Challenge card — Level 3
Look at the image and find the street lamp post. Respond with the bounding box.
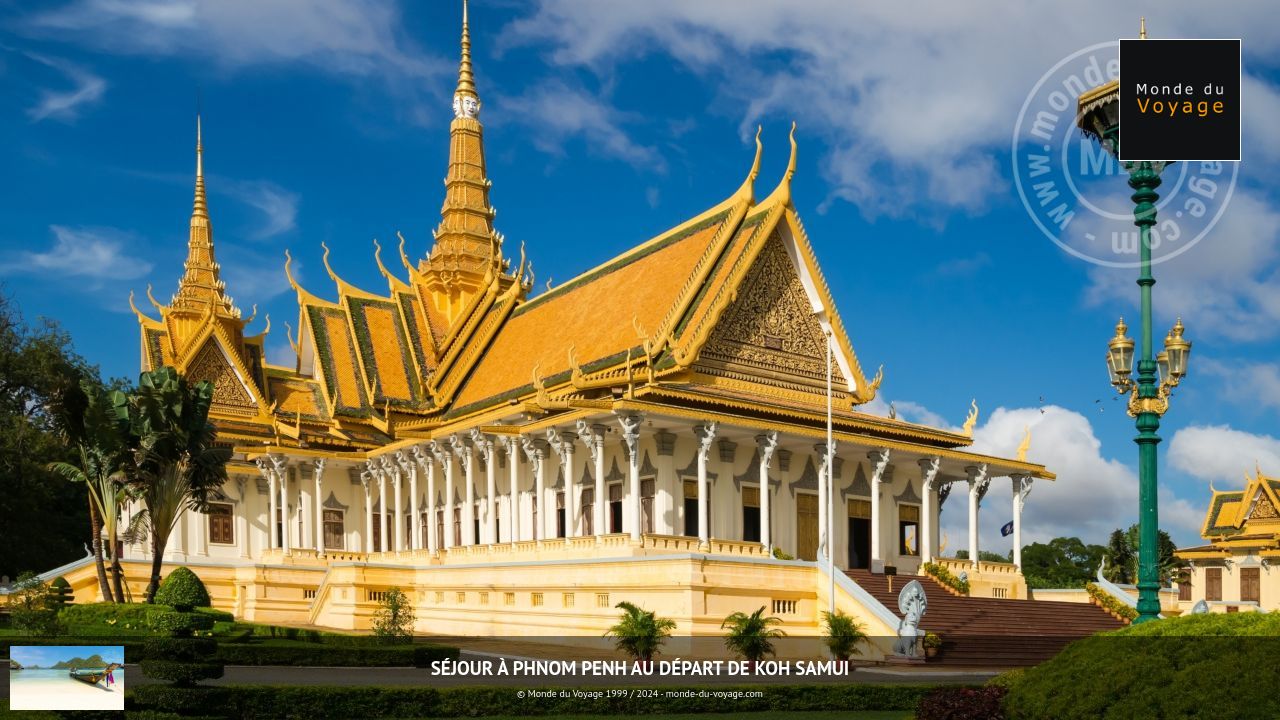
[1078,51,1192,624]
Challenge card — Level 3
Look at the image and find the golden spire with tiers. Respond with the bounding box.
[171,115,239,319]
[421,0,507,324]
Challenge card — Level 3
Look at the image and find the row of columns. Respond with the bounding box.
[250,422,1034,569]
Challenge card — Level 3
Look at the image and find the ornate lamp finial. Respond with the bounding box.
[1140,17,1147,39]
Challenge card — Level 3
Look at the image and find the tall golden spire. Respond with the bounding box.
[455,0,478,102]
[172,114,237,318]
[422,0,506,324]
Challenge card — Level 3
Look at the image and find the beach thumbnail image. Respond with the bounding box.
[8,645,124,711]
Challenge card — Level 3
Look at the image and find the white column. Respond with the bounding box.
[443,449,455,549]
[257,459,276,550]
[386,456,404,553]
[756,432,778,552]
[196,509,209,556]
[426,443,444,553]
[407,449,421,551]
[236,478,250,559]
[361,470,373,553]
[451,435,475,546]
[376,462,388,553]
[1012,474,1033,570]
[966,464,990,567]
[694,423,716,547]
[273,455,290,554]
[502,437,520,544]
[473,430,496,544]
[550,429,577,539]
[918,457,940,565]
[314,458,326,557]
[868,449,890,572]
[522,437,547,540]
[575,421,606,539]
[620,414,643,542]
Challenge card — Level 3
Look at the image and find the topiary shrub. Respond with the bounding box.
[1002,613,1280,719]
[149,610,215,636]
[153,567,211,611]
[917,686,1007,720]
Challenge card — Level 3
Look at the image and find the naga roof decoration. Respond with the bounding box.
[128,3,1048,479]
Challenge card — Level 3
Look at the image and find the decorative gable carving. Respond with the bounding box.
[187,339,256,409]
[1251,492,1279,521]
[698,233,846,389]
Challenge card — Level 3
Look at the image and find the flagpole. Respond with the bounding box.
[826,329,835,617]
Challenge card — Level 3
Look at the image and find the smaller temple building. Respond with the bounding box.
[1176,466,1280,612]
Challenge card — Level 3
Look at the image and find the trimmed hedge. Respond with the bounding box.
[129,683,947,718]
[153,568,211,611]
[1083,583,1137,622]
[212,642,457,667]
[922,562,970,595]
[1002,613,1280,719]
[150,611,216,636]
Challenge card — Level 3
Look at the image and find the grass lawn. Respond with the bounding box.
[460,707,911,712]
[461,714,912,720]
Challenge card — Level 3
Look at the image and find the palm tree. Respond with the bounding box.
[821,610,868,662]
[722,606,785,667]
[50,379,131,602]
[605,602,677,664]
[111,367,230,602]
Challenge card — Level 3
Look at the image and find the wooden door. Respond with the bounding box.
[796,493,819,561]
[1241,567,1260,603]
[1205,567,1222,601]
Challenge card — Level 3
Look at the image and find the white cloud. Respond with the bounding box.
[0,225,151,281]
[1082,188,1280,342]
[218,247,296,302]
[497,80,666,172]
[22,0,447,115]
[216,178,299,239]
[1199,357,1280,416]
[506,1,1280,217]
[23,52,106,122]
[1168,425,1280,488]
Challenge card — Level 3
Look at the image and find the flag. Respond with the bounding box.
[1000,521,1014,537]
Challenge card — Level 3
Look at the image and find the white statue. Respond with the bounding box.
[1190,599,1209,614]
[895,579,927,657]
[453,94,481,119]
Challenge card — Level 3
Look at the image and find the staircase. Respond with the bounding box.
[845,569,1125,667]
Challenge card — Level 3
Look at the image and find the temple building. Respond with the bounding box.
[1175,466,1280,612]
[46,3,1097,659]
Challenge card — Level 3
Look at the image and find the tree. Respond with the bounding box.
[112,367,231,602]
[605,602,677,663]
[955,549,1013,563]
[10,572,60,637]
[1124,524,1179,586]
[721,606,785,666]
[371,587,415,643]
[50,379,134,603]
[1019,537,1107,589]
[821,610,868,662]
[1103,529,1135,584]
[0,292,105,581]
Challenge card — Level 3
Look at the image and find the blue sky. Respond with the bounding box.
[2,1,1279,551]
[10,645,124,668]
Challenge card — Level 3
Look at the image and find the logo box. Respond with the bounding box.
[1119,38,1241,161]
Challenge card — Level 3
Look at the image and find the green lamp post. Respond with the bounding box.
[1078,40,1193,624]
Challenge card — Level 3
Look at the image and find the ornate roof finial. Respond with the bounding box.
[193,113,207,218]
[1140,17,1147,39]
[453,0,480,119]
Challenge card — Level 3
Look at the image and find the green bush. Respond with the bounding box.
[139,659,225,687]
[145,636,218,660]
[9,572,60,637]
[922,562,970,595]
[1083,582,1138,622]
[153,568,211,611]
[129,683,946,718]
[371,586,415,643]
[210,642,456,667]
[149,610,215,637]
[1002,613,1280,719]
[194,607,234,623]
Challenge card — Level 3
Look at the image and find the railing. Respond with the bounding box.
[936,557,1020,575]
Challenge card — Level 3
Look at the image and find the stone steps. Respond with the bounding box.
[845,569,1124,667]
